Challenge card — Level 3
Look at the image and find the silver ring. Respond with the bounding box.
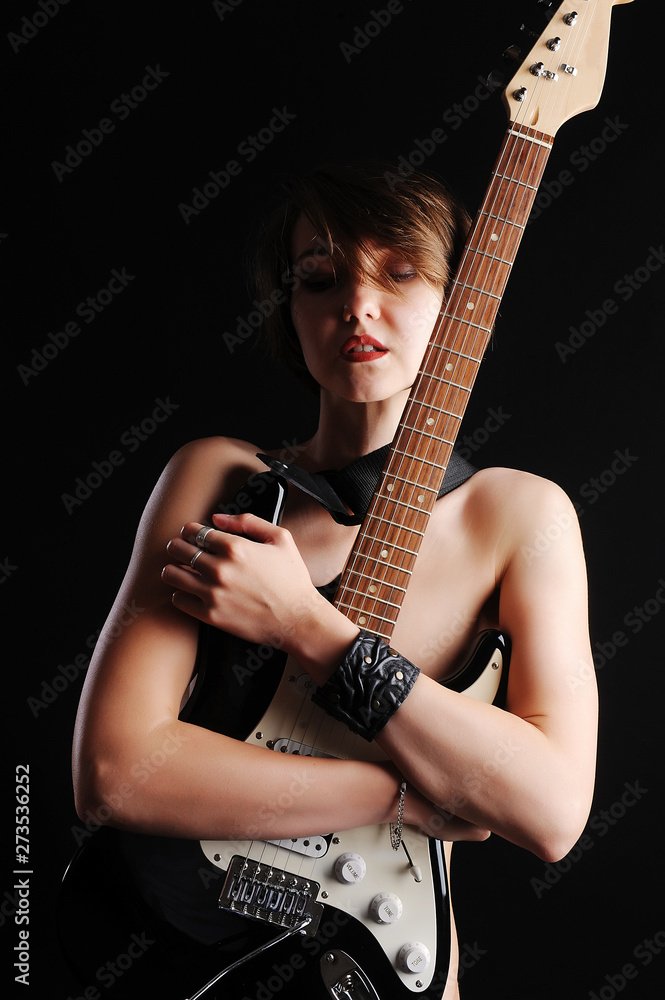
[190,549,204,569]
[195,525,214,550]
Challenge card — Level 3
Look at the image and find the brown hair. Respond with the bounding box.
[250,161,471,381]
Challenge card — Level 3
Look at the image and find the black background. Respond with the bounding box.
[3,1,664,998]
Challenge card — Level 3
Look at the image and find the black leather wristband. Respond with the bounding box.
[312,632,420,741]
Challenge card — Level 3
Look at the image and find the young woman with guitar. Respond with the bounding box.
[66,159,597,1000]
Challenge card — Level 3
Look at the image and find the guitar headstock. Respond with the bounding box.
[502,0,633,135]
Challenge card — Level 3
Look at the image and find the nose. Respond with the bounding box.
[342,276,382,323]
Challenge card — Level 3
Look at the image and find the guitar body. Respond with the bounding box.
[59,475,506,1000]
[188,476,507,999]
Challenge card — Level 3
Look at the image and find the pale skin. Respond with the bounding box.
[73,215,598,998]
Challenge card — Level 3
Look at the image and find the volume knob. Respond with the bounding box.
[370,891,403,924]
[333,852,366,884]
[398,941,431,974]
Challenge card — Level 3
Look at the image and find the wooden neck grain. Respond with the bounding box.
[334,123,554,640]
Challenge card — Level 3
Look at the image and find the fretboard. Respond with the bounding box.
[334,123,553,639]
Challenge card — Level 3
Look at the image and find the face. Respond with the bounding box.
[289,214,443,404]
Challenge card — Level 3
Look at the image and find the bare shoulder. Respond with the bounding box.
[457,466,583,578]
[123,436,269,597]
[144,435,266,526]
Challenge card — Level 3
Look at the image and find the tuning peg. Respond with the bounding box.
[519,23,539,40]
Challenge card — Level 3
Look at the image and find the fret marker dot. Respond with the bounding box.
[358,616,367,625]
[490,233,499,242]
[417,495,425,503]
[426,417,435,426]
[445,363,453,371]
[386,483,394,492]
[380,549,389,559]
[368,585,377,593]
[467,302,475,310]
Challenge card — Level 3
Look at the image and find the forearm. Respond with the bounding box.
[290,616,595,862]
[376,664,598,862]
[75,717,399,842]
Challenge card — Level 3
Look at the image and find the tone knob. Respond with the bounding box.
[370,891,403,924]
[398,941,431,974]
[333,852,366,884]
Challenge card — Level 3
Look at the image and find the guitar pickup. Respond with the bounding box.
[265,834,331,858]
[269,737,337,758]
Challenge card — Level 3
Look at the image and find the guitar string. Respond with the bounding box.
[234,8,588,899]
[337,2,581,634]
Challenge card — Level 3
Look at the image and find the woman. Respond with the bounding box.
[71,162,597,998]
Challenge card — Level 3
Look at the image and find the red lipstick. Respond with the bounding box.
[340,334,388,362]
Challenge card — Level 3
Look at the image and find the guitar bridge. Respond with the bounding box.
[218,854,323,936]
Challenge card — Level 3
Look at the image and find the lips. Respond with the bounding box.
[340,334,388,363]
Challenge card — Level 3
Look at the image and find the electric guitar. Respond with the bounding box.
[60,3,631,998]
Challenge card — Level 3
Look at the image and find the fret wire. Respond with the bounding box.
[340,567,409,591]
[420,373,471,392]
[347,611,396,629]
[453,281,502,301]
[375,474,439,494]
[481,212,526,230]
[362,512,426,536]
[493,171,539,192]
[337,592,403,612]
[345,566,412,594]
[407,399,463,419]
[356,538,420,557]
[390,449,447,468]
[399,423,457,442]
[375,494,435,515]
[466,248,513,266]
[432,345,479,363]
[431,316,493,337]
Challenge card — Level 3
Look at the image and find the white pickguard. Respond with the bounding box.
[200,640,505,993]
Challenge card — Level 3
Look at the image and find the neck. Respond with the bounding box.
[302,388,409,470]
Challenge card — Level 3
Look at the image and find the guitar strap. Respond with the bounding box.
[258,445,476,526]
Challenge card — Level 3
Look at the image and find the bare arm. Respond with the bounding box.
[166,468,597,861]
[73,437,485,844]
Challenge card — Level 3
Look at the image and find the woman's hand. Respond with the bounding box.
[161,512,324,652]
[405,783,491,843]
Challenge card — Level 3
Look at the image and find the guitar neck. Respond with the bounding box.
[334,123,553,640]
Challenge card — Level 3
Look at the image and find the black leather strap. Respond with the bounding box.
[258,445,476,525]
